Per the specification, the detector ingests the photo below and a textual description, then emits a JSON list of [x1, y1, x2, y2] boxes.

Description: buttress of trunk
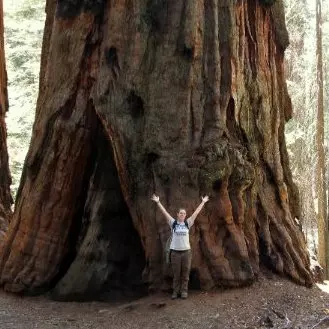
[[0, 0, 13, 242], [0, 0, 312, 299]]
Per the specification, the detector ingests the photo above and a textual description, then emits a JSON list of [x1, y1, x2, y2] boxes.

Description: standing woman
[[151, 194, 209, 299]]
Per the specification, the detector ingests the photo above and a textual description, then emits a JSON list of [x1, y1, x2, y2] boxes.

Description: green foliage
[[10, 50, 31, 69], [15, 6, 38, 19], [14, 0, 42, 19]]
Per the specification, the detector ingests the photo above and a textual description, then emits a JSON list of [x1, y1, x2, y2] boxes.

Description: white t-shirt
[[168, 217, 195, 251]]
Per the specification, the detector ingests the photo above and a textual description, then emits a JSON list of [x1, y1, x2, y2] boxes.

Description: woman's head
[[177, 208, 187, 221]]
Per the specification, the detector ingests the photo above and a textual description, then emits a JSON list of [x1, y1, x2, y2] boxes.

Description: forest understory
[[0, 273, 328, 329]]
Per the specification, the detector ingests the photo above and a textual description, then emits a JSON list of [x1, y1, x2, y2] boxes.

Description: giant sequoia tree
[[0, 0, 312, 300], [0, 0, 12, 242]]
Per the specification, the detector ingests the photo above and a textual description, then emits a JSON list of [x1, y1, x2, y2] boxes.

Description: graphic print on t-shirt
[[174, 223, 189, 236]]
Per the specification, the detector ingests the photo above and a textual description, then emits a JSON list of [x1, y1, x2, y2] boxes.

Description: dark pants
[[170, 250, 192, 294]]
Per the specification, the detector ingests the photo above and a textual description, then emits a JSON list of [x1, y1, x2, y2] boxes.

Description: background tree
[[315, 0, 328, 276], [284, 0, 329, 272], [4, 0, 45, 196], [0, 0, 12, 242], [284, 0, 313, 234], [0, 0, 312, 300]]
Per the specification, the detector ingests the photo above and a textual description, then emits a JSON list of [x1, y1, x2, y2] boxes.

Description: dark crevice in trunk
[[127, 91, 144, 119], [246, 2, 258, 79], [177, 0, 194, 61], [226, 97, 246, 144], [189, 268, 201, 290], [27, 97, 75, 182], [212, 179, 223, 193], [51, 120, 146, 301], [143, 0, 167, 33], [258, 233, 278, 273], [256, 201, 279, 274]]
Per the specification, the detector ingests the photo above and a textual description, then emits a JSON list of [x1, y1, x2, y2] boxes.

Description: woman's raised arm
[[151, 194, 173, 222], [189, 196, 209, 223]]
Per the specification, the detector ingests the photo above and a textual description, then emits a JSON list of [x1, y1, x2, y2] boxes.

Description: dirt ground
[[0, 274, 329, 329]]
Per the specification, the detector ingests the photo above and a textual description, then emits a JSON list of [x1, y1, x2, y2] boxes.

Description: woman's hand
[[189, 195, 209, 222], [201, 195, 209, 203], [151, 194, 160, 203], [152, 194, 172, 221]]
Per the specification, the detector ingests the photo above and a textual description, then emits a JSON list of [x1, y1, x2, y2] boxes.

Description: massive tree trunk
[[0, 0, 312, 300], [0, 0, 12, 242]]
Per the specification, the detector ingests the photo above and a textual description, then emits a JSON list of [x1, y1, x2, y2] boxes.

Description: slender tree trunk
[[315, 0, 328, 278], [0, 0, 312, 300], [0, 0, 13, 242]]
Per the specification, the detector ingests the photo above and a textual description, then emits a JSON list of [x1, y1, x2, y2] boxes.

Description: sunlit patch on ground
[[316, 280, 329, 295]]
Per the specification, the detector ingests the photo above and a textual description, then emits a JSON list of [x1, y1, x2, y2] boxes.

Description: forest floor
[[0, 272, 329, 329]]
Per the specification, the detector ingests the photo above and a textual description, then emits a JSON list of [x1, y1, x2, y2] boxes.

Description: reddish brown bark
[[0, 0, 312, 300], [0, 0, 12, 242]]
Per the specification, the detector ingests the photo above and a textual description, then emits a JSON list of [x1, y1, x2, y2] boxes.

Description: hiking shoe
[[181, 292, 188, 299], [171, 293, 178, 300]]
